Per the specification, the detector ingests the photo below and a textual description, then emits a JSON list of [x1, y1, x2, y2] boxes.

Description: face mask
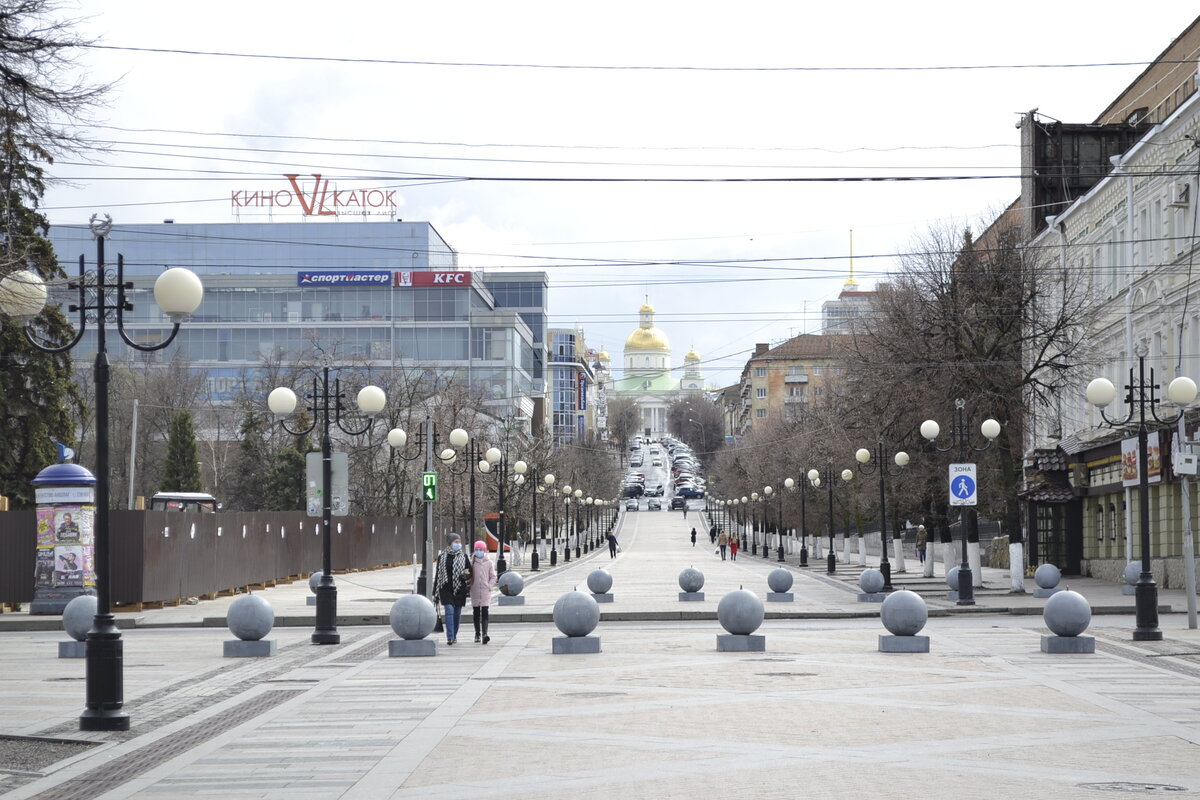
[[451, 542, 462, 551], [474, 550, 486, 559]]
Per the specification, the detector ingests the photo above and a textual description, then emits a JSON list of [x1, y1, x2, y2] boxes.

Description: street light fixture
[[808, 465, 853, 574], [478, 447, 526, 574], [1087, 343, 1197, 640], [573, 488, 584, 557], [921, 399, 1001, 606], [543, 473, 557, 565], [270, 367, 386, 644], [855, 442, 910, 591], [561, 485, 573, 562], [0, 216, 204, 731]]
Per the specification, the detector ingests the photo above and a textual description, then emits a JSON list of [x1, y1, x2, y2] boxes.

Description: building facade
[[730, 335, 848, 435], [547, 328, 596, 443]]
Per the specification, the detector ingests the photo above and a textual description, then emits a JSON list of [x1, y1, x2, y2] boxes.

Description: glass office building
[[46, 221, 544, 413]]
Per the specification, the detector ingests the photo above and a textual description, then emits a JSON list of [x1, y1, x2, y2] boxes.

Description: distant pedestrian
[[433, 533, 472, 645], [683, 507, 688, 519], [690, 527, 697, 547], [710, 527, 717, 545], [717, 530, 729, 560], [729, 536, 739, 561], [607, 532, 618, 558], [915, 525, 928, 564], [469, 541, 496, 644]]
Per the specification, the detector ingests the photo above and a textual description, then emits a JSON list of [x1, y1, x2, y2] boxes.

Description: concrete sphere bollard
[[678, 567, 705, 593], [309, 571, 324, 593], [881, 590, 928, 636], [767, 568, 793, 593], [1044, 589, 1091, 637], [227, 594, 274, 641], [1124, 561, 1141, 586], [62, 594, 97, 642], [946, 565, 961, 591], [389, 594, 437, 640], [1034, 563, 1061, 590], [717, 589, 764, 636], [498, 571, 525, 597], [859, 568, 885, 594], [587, 569, 613, 594], [553, 591, 600, 637]]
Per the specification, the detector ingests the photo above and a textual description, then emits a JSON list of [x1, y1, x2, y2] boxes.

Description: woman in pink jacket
[[469, 540, 497, 643]]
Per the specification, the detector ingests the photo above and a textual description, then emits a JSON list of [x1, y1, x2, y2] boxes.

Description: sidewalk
[[2, 508, 1200, 798]]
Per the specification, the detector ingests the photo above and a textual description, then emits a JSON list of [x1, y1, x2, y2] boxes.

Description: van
[[149, 492, 219, 513]]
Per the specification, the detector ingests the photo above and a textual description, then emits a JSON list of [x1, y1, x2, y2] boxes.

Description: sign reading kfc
[[395, 271, 473, 287]]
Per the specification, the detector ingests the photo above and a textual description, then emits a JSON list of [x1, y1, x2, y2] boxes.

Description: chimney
[[754, 343, 769, 356]]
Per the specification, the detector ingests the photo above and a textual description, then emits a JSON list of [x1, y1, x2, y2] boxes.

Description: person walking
[[469, 540, 496, 644], [717, 529, 729, 560], [710, 527, 717, 545], [683, 506, 688, 519], [607, 531, 619, 558], [915, 525, 928, 564], [432, 533, 472, 645], [690, 527, 697, 547], [729, 535, 739, 561]]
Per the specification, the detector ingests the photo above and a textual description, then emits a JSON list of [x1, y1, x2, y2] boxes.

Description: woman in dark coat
[[432, 533, 472, 644]]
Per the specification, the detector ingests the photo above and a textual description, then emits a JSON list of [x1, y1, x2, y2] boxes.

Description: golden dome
[[625, 327, 670, 351], [598, 350, 610, 360], [685, 349, 700, 361], [639, 302, 655, 313]]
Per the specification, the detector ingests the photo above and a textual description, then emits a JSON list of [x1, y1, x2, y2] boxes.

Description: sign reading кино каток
[[232, 174, 397, 217]]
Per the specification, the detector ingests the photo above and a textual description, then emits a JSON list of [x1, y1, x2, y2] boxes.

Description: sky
[[36, 1, 1200, 388]]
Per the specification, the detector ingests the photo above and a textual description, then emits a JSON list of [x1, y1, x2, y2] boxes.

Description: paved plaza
[[3, 506, 1200, 798]]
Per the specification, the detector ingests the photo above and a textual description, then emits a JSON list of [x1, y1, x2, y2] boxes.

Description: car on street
[[625, 499, 638, 511], [644, 484, 664, 497], [647, 498, 662, 511], [670, 496, 687, 510], [622, 483, 645, 498], [677, 486, 705, 499]]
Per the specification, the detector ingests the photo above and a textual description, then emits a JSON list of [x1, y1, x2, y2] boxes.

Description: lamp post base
[[530, 549, 540, 572], [880, 559, 893, 592], [312, 584, 340, 644], [776, 546, 785, 563], [826, 552, 836, 574], [550, 549, 558, 567], [80, 626, 129, 732], [1133, 578, 1163, 640], [956, 565, 975, 606], [800, 546, 808, 567]]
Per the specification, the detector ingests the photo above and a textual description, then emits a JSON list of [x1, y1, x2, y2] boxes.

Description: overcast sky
[[38, 2, 1200, 387]]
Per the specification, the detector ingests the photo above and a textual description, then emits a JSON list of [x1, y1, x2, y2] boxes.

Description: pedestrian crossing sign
[[422, 472, 437, 502], [949, 463, 977, 507]]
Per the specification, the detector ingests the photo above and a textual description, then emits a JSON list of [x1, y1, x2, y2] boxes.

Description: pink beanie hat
[[474, 540, 487, 551]]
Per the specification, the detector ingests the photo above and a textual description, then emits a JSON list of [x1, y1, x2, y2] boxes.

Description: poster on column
[[1121, 434, 1163, 487], [35, 505, 96, 588]]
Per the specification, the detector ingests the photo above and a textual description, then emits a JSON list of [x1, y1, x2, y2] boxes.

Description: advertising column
[[30, 463, 97, 614]]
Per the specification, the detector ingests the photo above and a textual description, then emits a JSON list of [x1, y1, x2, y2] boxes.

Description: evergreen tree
[[264, 426, 311, 511], [161, 410, 202, 493], [226, 407, 270, 511], [0, 2, 109, 507]]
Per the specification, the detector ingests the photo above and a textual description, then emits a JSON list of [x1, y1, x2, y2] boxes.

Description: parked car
[[677, 486, 706, 499], [647, 498, 662, 511], [644, 484, 664, 497], [625, 499, 638, 511], [651, 458, 663, 467], [670, 496, 687, 510], [622, 483, 645, 498]]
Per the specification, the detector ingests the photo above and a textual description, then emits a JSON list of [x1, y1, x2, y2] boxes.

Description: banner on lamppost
[[1121, 434, 1163, 487]]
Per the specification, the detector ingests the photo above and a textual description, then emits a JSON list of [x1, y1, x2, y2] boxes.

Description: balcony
[[784, 374, 808, 383]]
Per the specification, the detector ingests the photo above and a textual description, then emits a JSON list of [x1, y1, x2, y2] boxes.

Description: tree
[[161, 410, 202, 493], [605, 397, 639, 464], [225, 407, 271, 511], [0, 1, 109, 507], [666, 395, 726, 460]]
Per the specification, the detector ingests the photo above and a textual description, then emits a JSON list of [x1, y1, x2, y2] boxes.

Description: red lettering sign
[[395, 271, 472, 287]]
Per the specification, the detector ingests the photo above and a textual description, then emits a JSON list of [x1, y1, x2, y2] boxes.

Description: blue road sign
[[949, 463, 977, 507]]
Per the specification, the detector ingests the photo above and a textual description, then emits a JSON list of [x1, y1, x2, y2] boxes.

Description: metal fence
[[0, 510, 421, 607]]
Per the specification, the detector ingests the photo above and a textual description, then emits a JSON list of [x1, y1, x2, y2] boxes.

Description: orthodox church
[[603, 298, 705, 437]]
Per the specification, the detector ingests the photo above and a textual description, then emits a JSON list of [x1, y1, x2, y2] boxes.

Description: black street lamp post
[[782, 477, 813, 567], [1, 215, 205, 731], [1086, 345, 1196, 641], [561, 485, 572, 562], [807, 464, 853, 574], [854, 440, 910, 592], [270, 366, 387, 644], [480, 446, 527, 575], [544, 473, 558, 566], [921, 399, 1001, 607], [766, 485, 785, 562]]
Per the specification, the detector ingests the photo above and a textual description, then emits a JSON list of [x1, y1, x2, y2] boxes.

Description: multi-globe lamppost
[[560, 485, 573, 562], [478, 446, 527, 574], [268, 367, 387, 644], [854, 441, 910, 592], [807, 464, 853, 574], [384, 420, 469, 597], [0, 216, 204, 731], [920, 399, 1001, 607], [1087, 344, 1197, 641], [782, 476, 815, 567], [764, 485, 786, 562]]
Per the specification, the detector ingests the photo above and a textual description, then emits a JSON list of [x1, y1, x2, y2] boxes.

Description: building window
[[814, 386, 823, 397], [755, 367, 766, 378], [756, 387, 767, 399], [788, 386, 804, 398], [787, 366, 805, 377], [756, 408, 767, 418], [812, 366, 823, 376]]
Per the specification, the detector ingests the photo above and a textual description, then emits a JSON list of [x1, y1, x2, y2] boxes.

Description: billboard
[[395, 271, 472, 287], [297, 271, 392, 287]]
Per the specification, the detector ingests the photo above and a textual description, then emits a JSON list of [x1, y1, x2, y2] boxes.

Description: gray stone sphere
[[1034, 563, 1061, 590], [389, 594, 437, 640], [1124, 561, 1141, 586], [767, 568, 793, 593], [308, 571, 324, 594], [1044, 589, 1091, 637], [717, 589, 764, 635], [587, 569, 613, 594], [62, 594, 97, 642], [227, 594, 274, 641], [881, 590, 928, 636], [946, 566, 961, 591], [859, 568, 885, 594], [498, 571, 525, 597], [553, 591, 600, 637], [678, 567, 705, 593]]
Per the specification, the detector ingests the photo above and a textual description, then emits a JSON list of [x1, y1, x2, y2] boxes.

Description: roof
[[751, 334, 852, 361]]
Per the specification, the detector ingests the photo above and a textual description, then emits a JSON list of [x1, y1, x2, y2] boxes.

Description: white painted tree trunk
[[843, 534, 852, 562], [923, 544, 935, 577], [940, 542, 955, 577], [893, 536, 907, 573], [968, 541, 982, 587], [1009, 542, 1026, 593], [856, 536, 867, 566]]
